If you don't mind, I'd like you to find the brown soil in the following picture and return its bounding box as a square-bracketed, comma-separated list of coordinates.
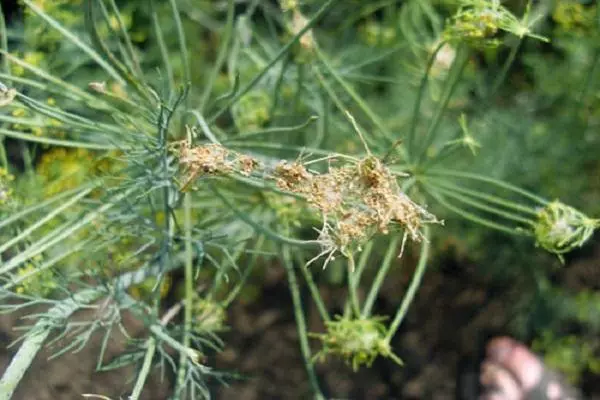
[1, 242, 599, 400]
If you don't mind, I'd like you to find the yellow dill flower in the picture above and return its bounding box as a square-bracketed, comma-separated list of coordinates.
[11, 108, 26, 118]
[36, 148, 94, 196]
[553, 1, 596, 35]
[0, 167, 15, 206]
[15, 258, 57, 296]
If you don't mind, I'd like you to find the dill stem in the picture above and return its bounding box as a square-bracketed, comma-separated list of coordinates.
[282, 245, 325, 400]
[295, 253, 331, 323]
[130, 338, 157, 400]
[385, 227, 430, 342]
[347, 255, 361, 317]
[362, 235, 401, 318]
[176, 192, 194, 393]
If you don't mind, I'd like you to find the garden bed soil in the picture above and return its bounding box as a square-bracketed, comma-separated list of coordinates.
[1, 242, 599, 399]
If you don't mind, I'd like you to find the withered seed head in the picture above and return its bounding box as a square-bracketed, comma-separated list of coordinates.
[176, 138, 258, 189]
[273, 154, 439, 263]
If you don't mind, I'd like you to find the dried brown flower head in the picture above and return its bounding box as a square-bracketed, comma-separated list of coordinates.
[273, 154, 439, 267]
[176, 137, 258, 190]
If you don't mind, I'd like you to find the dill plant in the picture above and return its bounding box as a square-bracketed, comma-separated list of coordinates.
[0, 0, 598, 399]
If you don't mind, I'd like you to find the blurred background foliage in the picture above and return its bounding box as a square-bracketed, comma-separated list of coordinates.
[1, 0, 599, 395]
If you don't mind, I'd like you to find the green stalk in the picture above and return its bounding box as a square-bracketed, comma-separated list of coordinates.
[129, 338, 157, 400]
[176, 193, 195, 392]
[313, 68, 378, 150]
[107, 0, 143, 78]
[426, 169, 548, 205]
[0, 186, 136, 275]
[222, 116, 318, 142]
[384, 227, 430, 342]
[417, 44, 469, 164]
[315, 48, 398, 148]
[150, 0, 175, 94]
[0, 3, 8, 74]
[354, 240, 374, 287]
[169, 0, 191, 84]
[0, 188, 93, 253]
[293, 63, 306, 113]
[0, 262, 175, 400]
[210, 184, 317, 247]
[209, 0, 340, 124]
[424, 185, 531, 236]
[295, 253, 330, 323]
[0, 289, 102, 400]
[490, 38, 522, 96]
[0, 2, 9, 168]
[423, 177, 538, 215]
[406, 41, 445, 164]
[432, 185, 534, 226]
[282, 245, 325, 400]
[223, 235, 266, 306]
[0, 183, 95, 229]
[347, 255, 361, 317]
[0, 137, 7, 169]
[199, 0, 235, 112]
[362, 235, 401, 318]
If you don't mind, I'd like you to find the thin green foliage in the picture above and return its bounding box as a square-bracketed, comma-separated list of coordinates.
[0, 0, 599, 399]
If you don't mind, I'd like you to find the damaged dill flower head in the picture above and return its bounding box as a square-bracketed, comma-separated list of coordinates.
[176, 136, 259, 190]
[274, 155, 439, 267]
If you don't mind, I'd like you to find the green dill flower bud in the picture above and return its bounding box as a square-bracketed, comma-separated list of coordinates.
[14, 256, 57, 297]
[231, 90, 272, 132]
[534, 201, 599, 262]
[0, 167, 15, 207]
[0, 82, 17, 107]
[129, 275, 171, 300]
[443, 0, 548, 48]
[311, 316, 403, 371]
[552, 1, 597, 35]
[359, 21, 397, 47]
[443, 2, 502, 48]
[193, 298, 227, 333]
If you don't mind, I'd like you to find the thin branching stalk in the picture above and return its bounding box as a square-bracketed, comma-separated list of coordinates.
[0, 289, 101, 400]
[422, 177, 539, 215]
[490, 39, 523, 95]
[176, 192, 195, 393]
[417, 43, 469, 164]
[425, 169, 548, 205]
[130, 338, 157, 400]
[362, 235, 401, 318]
[208, 0, 340, 123]
[294, 253, 330, 323]
[347, 255, 361, 317]
[199, 0, 235, 112]
[282, 245, 325, 400]
[384, 226, 430, 342]
[0, 262, 178, 399]
[315, 47, 398, 148]
[406, 41, 445, 164]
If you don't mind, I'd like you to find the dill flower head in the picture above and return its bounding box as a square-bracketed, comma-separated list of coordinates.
[534, 201, 599, 262]
[553, 0, 597, 35]
[193, 298, 227, 333]
[231, 90, 272, 131]
[443, 0, 548, 48]
[310, 315, 402, 371]
[14, 255, 57, 296]
[0, 167, 15, 207]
